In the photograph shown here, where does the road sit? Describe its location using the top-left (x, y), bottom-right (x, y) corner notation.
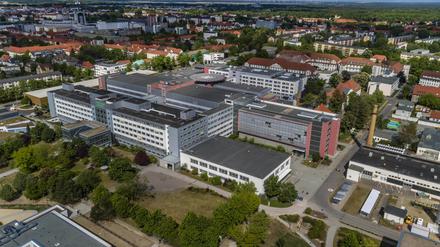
top-left (309, 130), bottom-right (401, 245)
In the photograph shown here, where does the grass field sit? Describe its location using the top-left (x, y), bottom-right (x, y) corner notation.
top-left (138, 188), bottom-right (227, 223)
top-left (334, 227), bottom-right (380, 247)
top-left (342, 185), bottom-right (370, 215)
top-left (265, 219), bottom-right (309, 247)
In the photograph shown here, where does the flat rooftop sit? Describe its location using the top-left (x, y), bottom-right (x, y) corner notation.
top-left (370, 76), bottom-right (399, 84)
top-left (236, 66), bottom-right (305, 81)
top-left (351, 148), bottom-right (440, 184)
top-left (182, 136), bottom-right (290, 179)
top-left (240, 100), bottom-right (339, 124)
top-left (0, 71), bottom-right (62, 85)
top-left (113, 103), bottom-right (201, 128)
top-left (108, 68), bottom-right (201, 87)
top-left (0, 206), bottom-right (111, 247)
top-left (170, 84), bottom-right (238, 103)
top-left (419, 128), bottom-right (440, 151)
top-left (25, 78), bottom-right (99, 99)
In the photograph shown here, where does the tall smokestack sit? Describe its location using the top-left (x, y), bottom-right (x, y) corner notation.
top-left (367, 105), bottom-right (378, 147)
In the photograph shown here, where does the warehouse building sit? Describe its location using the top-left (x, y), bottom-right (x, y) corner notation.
top-left (180, 136), bottom-right (291, 194)
top-left (347, 148), bottom-right (440, 200)
top-left (237, 100), bottom-right (340, 158)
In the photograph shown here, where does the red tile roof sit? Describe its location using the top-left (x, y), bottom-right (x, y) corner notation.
top-left (421, 70), bottom-right (440, 79)
top-left (372, 54), bottom-right (387, 63)
top-left (82, 61), bottom-right (94, 69)
top-left (341, 57), bottom-right (374, 66)
top-left (413, 84), bottom-right (440, 97)
top-left (4, 43), bottom-right (82, 54)
top-left (309, 52), bottom-right (341, 62)
top-left (315, 104), bottom-right (333, 113)
top-left (430, 110), bottom-right (440, 120)
top-left (336, 79), bottom-right (361, 93)
top-left (246, 57), bottom-right (316, 73)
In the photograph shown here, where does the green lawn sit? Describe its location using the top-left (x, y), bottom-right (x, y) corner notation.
top-left (138, 188), bottom-right (227, 223)
top-left (342, 185), bottom-right (370, 215)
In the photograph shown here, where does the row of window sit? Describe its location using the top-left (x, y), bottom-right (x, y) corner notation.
top-left (190, 158), bottom-right (249, 182)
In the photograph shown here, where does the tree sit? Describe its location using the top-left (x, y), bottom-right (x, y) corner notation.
top-left (91, 198), bottom-right (115, 221)
top-left (361, 65), bottom-right (372, 74)
top-left (353, 72), bottom-right (370, 91)
top-left (0, 184), bottom-right (20, 201)
top-left (24, 175), bottom-right (46, 200)
top-left (134, 150), bottom-right (150, 166)
top-left (329, 90), bottom-right (346, 113)
top-left (177, 53), bottom-right (191, 67)
top-left (278, 182), bottom-right (297, 203)
top-left (341, 70), bottom-right (351, 81)
top-left (76, 170), bottom-right (101, 197)
top-left (329, 73), bottom-right (342, 88)
top-left (179, 212), bottom-right (217, 247)
top-left (264, 175), bottom-right (281, 198)
top-left (229, 211), bottom-right (270, 247)
top-left (13, 146), bottom-right (37, 173)
top-left (49, 172), bottom-right (82, 204)
top-left (398, 122), bottom-right (418, 146)
top-left (89, 146), bottom-right (110, 167)
top-left (115, 180), bottom-right (149, 201)
top-left (339, 232), bottom-right (361, 247)
top-left (110, 193), bottom-right (133, 218)
top-left (304, 77), bottom-right (325, 95)
top-left (418, 94), bottom-right (440, 110)
top-left (108, 158), bottom-right (137, 182)
top-left (12, 172), bottom-right (28, 193)
top-left (41, 127), bottom-right (56, 143)
top-left (91, 185), bottom-right (112, 204)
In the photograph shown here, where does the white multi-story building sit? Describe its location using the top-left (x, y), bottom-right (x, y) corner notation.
top-left (48, 83), bottom-right (234, 169)
top-left (94, 62), bottom-right (127, 76)
top-left (180, 136), bottom-right (292, 194)
top-left (208, 66), bottom-right (307, 98)
top-left (367, 76), bottom-right (399, 97)
top-left (347, 148), bottom-right (440, 200)
top-left (419, 71), bottom-right (440, 88)
top-left (401, 49), bottom-right (440, 62)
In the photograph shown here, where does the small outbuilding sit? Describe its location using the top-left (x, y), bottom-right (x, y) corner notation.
top-left (384, 205), bottom-right (407, 224)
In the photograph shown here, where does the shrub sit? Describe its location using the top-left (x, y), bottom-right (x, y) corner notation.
top-left (200, 172), bottom-right (208, 181)
top-left (0, 184), bottom-right (20, 201)
top-left (304, 207), bottom-right (313, 215)
top-left (210, 176), bottom-right (222, 186)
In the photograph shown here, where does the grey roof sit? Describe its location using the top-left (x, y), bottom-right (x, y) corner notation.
top-left (113, 103), bottom-right (202, 128)
top-left (370, 76), bottom-right (399, 84)
top-left (240, 101), bottom-right (339, 125)
top-left (170, 84), bottom-right (238, 103)
top-left (0, 71), bottom-right (61, 85)
top-left (374, 129), bottom-right (399, 141)
top-left (0, 208), bottom-right (110, 247)
top-left (182, 136), bottom-right (290, 179)
top-left (397, 100), bottom-right (414, 112)
top-left (385, 205), bottom-right (407, 218)
top-left (213, 81), bottom-right (270, 96)
top-left (418, 128), bottom-right (440, 151)
top-left (235, 66), bottom-right (306, 81)
top-left (351, 148), bottom-right (440, 184)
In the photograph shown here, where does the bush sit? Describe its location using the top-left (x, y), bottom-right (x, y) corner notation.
top-left (304, 207), bottom-right (313, 215)
top-left (191, 168), bottom-right (198, 175)
top-left (134, 151), bottom-right (150, 166)
top-left (0, 184), bottom-right (20, 201)
top-left (209, 176), bottom-right (222, 186)
top-left (108, 158), bottom-right (137, 182)
top-left (200, 172), bottom-right (208, 181)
